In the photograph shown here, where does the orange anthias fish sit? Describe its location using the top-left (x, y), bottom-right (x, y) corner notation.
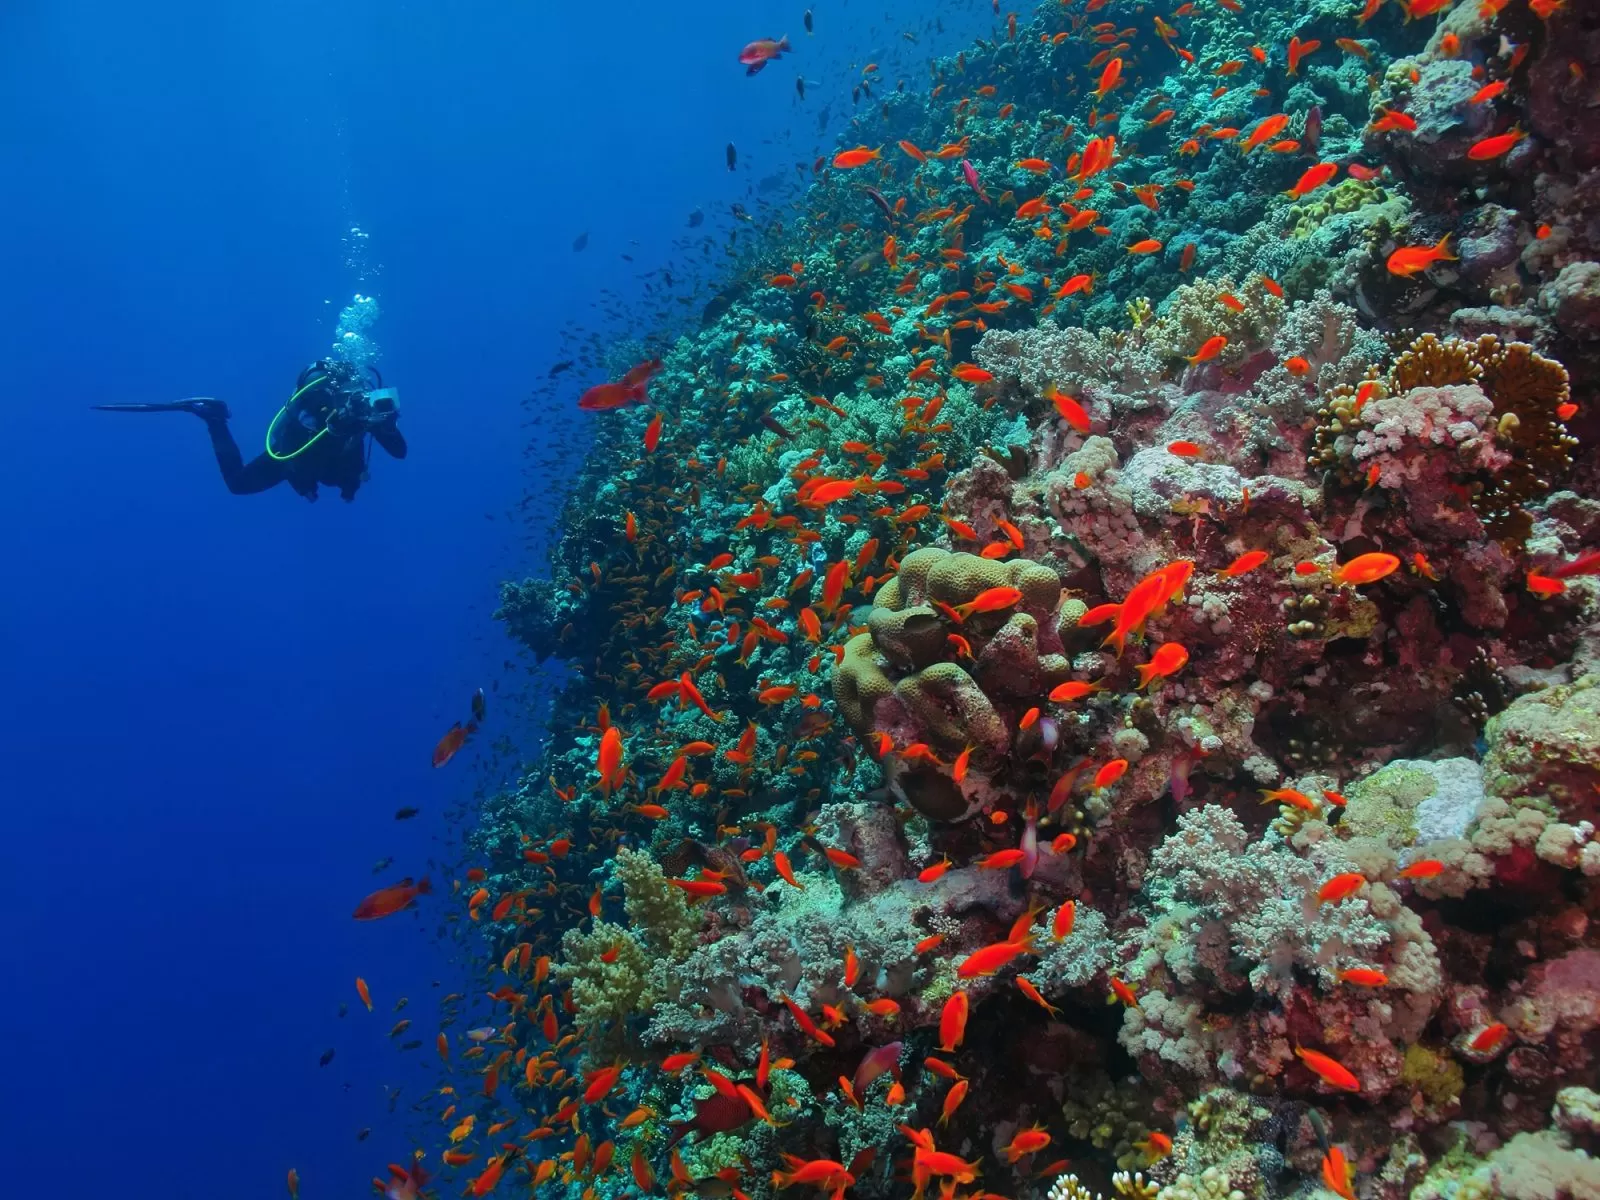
top-left (833, 146), bottom-right (882, 169)
top-left (1317, 872), bottom-right (1367, 904)
top-left (353, 877), bottom-right (431, 920)
top-left (939, 990), bottom-right (969, 1051)
top-left (1103, 570), bottom-right (1168, 657)
top-left (1092, 758), bottom-right (1128, 789)
top-left (1398, 858), bottom-right (1444, 879)
top-left (954, 585), bottom-right (1022, 619)
top-left (1284, 161), bottom-right (1338, 198)
top-left (1295, 1045), bottom-right (1361, 1092)
top-left (1387, 235), bottom-right (1454, 277)
top-left (1003, 1125), bottom-right (1052, 1163)
top-left (1187, 334), bottom-right (1228, 363)
top-left (1094, 56), bottom-right (1124, 98)
top-left (1135, 641), bottom-right (1189, 688)
top-left (1239, 113), bottom-right (1289, 152)
top-left (957, 938), bottom-right (1032, 978)
top-left (1331, 552), bottom-right (1400, 585)
top-left (1219, 550), bottom-right (1269, 577)
top-left (1323, 1146), bottom-right (1357, 1200)
top-left (1338, 967), bottom-right (1389, 987)
top-left (1286, 35), bottom-right (1320, 74)
top-left (1049, 387), bottom-right (1092, 432)
top-left (1468, 128), bottom-right (1526, 160)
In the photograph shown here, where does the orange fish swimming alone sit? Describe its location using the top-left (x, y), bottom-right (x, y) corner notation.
top-left (833, 146), bottom-right (883, 169)
top-left (353, 877), bottom-right (431, 920)
top-left (1468, 128), bottom-right (1525, 160)
top-left (1387, 234), bottom-right (1454, 277)
top-left (1186, 334), bottom-right (1228, 363)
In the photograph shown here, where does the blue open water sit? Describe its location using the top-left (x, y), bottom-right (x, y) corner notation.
top-left (0, 1), bottom-right (990, 1192)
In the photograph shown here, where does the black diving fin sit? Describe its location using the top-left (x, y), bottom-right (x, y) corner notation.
top-left (92, 398), bottom-right (230, 419)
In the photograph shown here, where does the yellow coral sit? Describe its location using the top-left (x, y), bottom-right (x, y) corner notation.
top-left (1388, 332), bottom-right (1480, 393)
top-left (615, 846), bottom-right (699, 958)
top-left (1145, 274), bottom-right (1285, 367)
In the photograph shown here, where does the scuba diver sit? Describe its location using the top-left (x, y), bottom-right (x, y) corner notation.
top-left (94, 360), bottom-right (405, 501)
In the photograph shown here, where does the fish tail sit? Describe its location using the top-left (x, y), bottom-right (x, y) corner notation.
top-left (1435, 232), bottom-right (1455, 260)
top-left (1101, 627), bottom-right (1126, 657)
top-left (415, 877), bottom-right (432, 895)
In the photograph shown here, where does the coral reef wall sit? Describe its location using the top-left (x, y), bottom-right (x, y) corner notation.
top-left (451, 0), bottom-right (1600, 1196)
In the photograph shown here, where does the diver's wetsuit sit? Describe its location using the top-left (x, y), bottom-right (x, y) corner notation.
top-left (204, 412), bottom-right (406, 502)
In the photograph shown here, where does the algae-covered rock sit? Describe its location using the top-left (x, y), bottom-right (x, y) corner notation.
top-left (1482, 675), bottom-right (1600, 820)
top-left (1397, 1042), bottom-right (1465, 1113)
top-left (1341, 757), bottom-right (1485, 849)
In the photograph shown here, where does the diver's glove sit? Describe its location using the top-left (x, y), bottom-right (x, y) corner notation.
top-left (325, 397), bottom-right (372, 436)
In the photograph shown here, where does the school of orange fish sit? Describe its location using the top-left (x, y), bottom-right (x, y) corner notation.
top-left (294, 0), bottom-right (1600, 1196)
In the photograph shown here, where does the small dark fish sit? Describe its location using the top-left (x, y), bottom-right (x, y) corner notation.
top-left (760, 414), bottom-right (795, 439)
top-left (804, 7), bottom-right (813, 32)
top-left (1307, 1109), bottom-right (1332, 1153)
top-left (548, 360), bottom-right (573, 377)
top-left (849, 250), bottom-right (879, 274)
top-left (319, 1049), bottom-right (336, 1067)
top-left (399, 1040), bottom-right (422, 1051)
top-left (372, 856), bottom-right (394, 874)
top-left (337, 1003), bottom-right (347, 1018)
top-left (688, 208), bottom-right (704, 228)
top-left (731, 203), bottom-right (752, 222)
top-left (726, 142), bottom-right (738, 170)
top-left (1303, 104), bottom-right (1323, 152)
top-left (471, 687), bottom-right (486, 723)
top-left (357, 1128), bottom-right (371, 1142)
top-left (796, 76), bottom-right (806, 100)
top-left (862, 186), bottom-right (894, 222)
top-left (572, 231), bottom-right (589, 252)
top-left (394, 807), bottom-right (420, 821)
